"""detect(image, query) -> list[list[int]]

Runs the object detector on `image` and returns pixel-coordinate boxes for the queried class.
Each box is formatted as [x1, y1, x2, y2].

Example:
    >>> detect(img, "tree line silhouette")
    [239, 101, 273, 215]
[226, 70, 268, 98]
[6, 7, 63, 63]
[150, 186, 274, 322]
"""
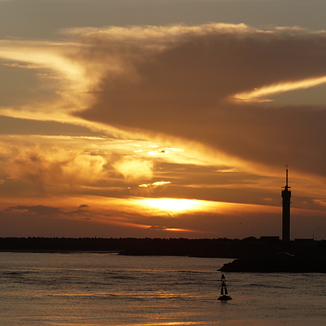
[0, 237, 325, 259]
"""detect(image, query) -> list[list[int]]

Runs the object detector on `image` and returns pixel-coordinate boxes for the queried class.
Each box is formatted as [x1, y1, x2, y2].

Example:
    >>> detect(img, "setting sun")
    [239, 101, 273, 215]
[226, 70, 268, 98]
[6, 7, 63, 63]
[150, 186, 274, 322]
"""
[139, 198, 203, 213]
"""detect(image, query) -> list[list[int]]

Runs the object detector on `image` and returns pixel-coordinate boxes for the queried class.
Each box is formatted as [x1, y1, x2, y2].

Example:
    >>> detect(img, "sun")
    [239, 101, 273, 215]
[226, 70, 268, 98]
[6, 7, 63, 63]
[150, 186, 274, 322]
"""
[139, 198, 203, 214]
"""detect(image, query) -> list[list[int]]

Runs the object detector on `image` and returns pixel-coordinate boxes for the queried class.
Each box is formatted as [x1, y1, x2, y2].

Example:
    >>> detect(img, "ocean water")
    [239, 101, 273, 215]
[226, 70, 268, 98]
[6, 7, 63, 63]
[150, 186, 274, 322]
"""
[0, 252, 325, 326]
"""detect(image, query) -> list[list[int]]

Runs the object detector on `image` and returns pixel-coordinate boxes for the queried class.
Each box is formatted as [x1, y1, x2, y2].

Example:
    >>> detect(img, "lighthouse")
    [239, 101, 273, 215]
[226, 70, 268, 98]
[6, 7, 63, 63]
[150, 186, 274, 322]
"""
[281, 166, 291, 241]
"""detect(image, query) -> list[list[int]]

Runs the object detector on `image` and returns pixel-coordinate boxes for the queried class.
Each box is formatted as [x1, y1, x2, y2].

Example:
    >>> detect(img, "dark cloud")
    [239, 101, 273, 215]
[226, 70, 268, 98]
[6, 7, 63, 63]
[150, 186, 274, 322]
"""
[74, 25, 326, 180]
[78, 204, 90, 209]
[6, 205, 62, 216]
[5, 204, 92, 219]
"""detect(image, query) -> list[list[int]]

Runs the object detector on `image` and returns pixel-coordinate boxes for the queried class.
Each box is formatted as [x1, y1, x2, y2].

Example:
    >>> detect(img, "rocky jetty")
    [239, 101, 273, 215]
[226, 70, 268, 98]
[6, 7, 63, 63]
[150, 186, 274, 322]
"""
[220, 252, 326, 273]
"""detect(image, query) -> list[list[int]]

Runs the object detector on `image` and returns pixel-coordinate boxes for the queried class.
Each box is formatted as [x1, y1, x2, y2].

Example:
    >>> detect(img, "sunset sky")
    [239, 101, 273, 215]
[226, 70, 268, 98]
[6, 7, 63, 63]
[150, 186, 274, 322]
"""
[0, 0, 326, 240]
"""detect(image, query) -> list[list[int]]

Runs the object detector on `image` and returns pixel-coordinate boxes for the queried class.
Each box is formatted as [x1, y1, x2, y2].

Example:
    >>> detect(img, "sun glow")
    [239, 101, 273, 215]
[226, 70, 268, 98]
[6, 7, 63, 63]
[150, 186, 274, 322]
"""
[140, 198, 204, 213]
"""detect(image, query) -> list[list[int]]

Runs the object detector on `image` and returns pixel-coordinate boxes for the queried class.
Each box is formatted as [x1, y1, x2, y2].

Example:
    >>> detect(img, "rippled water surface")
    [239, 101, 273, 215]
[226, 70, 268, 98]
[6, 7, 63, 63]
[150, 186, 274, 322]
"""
[0, 252, 325, 325]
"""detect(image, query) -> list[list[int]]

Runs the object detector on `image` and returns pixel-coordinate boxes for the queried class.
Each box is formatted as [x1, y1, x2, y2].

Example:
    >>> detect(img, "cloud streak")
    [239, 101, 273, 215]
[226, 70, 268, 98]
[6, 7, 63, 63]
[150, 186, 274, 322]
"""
[233, 75, 326, 102]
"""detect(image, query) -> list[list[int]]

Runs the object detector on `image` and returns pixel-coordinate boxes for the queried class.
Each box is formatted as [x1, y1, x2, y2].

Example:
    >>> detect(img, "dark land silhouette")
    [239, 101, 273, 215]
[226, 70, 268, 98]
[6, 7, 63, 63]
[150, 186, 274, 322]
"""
[219, 251, 326, 273]
[0, 237, 326, 272]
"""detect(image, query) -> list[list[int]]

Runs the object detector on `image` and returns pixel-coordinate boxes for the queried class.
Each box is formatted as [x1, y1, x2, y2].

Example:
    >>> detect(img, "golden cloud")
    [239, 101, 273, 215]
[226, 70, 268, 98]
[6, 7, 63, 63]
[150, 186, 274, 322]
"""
[113, 158, 154, 181]
[233, 75, 326, 102]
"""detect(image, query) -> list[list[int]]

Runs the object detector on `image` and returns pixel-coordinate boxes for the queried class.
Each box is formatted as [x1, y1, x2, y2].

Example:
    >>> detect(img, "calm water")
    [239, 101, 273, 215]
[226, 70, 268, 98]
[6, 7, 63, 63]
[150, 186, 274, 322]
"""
[0, 253, 325, 326]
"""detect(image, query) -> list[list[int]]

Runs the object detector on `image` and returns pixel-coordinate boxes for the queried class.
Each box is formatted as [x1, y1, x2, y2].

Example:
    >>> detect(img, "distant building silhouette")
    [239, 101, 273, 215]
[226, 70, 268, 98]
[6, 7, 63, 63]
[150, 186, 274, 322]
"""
[281, 166, 291, 241]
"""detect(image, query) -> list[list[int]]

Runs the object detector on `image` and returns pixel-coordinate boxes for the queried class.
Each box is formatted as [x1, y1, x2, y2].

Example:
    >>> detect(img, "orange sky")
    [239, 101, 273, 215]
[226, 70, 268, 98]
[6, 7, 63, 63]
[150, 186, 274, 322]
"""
[0, 1, 325, 239]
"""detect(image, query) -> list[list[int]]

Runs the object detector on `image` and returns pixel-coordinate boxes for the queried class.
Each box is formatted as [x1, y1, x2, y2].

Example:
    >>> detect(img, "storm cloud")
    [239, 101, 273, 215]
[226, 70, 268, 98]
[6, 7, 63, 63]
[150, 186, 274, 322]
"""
[65, 24, 326, 180]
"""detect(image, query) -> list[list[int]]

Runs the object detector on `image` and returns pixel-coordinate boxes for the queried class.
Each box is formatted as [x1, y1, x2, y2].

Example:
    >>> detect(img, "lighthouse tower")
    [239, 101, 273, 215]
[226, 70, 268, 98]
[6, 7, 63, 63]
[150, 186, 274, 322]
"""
[281, 166, 291, 241]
